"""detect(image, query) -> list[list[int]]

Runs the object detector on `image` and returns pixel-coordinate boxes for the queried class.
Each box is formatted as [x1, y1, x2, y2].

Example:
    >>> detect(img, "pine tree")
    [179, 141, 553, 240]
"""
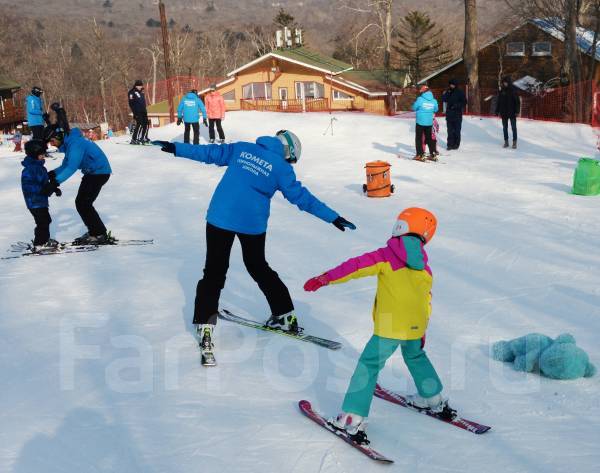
[394, 11, 450, 85]
[273, 8, 296, 29]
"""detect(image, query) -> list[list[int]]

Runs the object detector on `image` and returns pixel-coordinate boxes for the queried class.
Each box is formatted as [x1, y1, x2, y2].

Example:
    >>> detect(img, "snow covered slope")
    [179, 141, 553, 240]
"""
[1, 112, 599, 472]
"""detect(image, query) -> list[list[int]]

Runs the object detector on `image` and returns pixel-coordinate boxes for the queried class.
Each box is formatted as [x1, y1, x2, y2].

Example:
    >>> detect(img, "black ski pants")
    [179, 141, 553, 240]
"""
[208, 119, 225, 141]
[133, 114, 149, 142]
[184, 122, 200, 145]
[416, 124, 435, 156]
[30, 125, 45, 141]
[29, 207, 51, 245]
[502, 116, 517, 142]
[194, 223, 294, 325]
[446, 116, 463, 149]
[75, 174, 110, 236]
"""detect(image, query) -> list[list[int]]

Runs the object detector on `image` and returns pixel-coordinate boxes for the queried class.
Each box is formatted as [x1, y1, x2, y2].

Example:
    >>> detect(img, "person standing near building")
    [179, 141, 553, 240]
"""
[411, 85, 439, 161]
[495, 76, 521, 149]
[441, 79, 467, 150]
[176, 89, 208, 145]
[26, 87, 47, 140]
[205, 84, 226, 143]
[128, 80, 150, 145]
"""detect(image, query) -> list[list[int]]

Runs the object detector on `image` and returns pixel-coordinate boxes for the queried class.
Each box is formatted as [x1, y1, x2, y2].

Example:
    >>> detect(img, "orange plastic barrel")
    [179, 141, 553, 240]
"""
[363, 161, 394, 198]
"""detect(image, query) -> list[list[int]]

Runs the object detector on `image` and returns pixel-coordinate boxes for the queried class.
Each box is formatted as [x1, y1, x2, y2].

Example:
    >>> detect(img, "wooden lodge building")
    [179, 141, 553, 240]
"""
[0, 75, 23, 132]
[420, 19, 600, 109]
[147, 47, 411, 125]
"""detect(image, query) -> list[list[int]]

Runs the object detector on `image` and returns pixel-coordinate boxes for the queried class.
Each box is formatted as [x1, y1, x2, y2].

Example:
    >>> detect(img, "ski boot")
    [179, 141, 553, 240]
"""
[427, 152, 439, 162]
[264, 311, 301, 333]
[405, 393, 457, 421]
[73, 231, 117, 246]
[219, 139, 226, 144]
[328, 412, 370, 445]
[209, 138, 215, 144]
[503, 140, 509, 148]
[142, 138, 151, 145]
[512, 140, 517, 149]
[130, 139, 141, 145]
[197, 324, 216, 366]
[33, 239, 60, 253]
[413, 154, 427, 162]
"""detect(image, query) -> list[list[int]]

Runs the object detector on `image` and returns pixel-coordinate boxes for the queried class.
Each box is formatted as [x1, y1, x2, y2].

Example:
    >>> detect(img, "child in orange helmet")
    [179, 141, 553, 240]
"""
[304, 207, 454, 445]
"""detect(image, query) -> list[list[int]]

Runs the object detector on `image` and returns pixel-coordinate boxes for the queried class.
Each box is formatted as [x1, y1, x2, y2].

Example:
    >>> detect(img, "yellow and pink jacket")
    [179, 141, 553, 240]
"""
[324, 235, 433, 340]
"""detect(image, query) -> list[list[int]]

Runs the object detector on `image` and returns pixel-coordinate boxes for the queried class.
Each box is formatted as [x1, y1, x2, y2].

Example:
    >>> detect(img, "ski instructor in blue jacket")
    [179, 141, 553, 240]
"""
[154, 131, 355, 362]
[45, 106, 113, 245]
[176, 90, 208, 145]
[412, 85, 439, 161]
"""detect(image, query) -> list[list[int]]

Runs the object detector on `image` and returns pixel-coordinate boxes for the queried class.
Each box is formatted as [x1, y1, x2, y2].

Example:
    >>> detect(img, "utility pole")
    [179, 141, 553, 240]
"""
[159, 1, 175, 123]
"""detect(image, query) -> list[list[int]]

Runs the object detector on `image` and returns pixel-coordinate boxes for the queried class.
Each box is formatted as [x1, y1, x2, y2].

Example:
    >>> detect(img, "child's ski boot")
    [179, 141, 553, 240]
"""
[427, 152, 439, 162]
[264, 311, 300, 333]
[405, 393, 457, 421]
[413, 154, 427, 162]
[33, 239, 60, 253]
[328, 412, 370, 445]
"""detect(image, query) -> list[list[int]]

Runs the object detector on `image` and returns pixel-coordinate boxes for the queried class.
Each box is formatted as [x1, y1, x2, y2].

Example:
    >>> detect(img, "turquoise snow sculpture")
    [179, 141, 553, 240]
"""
[491, 333, 596, 380]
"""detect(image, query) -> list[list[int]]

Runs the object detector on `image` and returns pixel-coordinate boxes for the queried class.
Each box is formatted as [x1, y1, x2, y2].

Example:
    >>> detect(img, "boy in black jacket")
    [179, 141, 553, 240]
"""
[21, 140, 61, 250]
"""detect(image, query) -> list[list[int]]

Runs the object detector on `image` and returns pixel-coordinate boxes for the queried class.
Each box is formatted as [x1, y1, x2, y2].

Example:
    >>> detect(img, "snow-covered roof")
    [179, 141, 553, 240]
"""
[531, 18, 600, 62]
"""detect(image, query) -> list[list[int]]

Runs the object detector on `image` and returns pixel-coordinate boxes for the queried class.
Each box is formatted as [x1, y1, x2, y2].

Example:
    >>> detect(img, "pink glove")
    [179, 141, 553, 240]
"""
[304, 274, 330, 292]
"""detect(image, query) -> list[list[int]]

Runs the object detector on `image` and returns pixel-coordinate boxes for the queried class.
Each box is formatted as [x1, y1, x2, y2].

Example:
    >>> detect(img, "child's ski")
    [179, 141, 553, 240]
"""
[218, 310, 342, 350]
[397, 152, 446, 163]
[71, 238, 154, 248]
[3, 243, 99, 260]
[374, 384, 491, 434]
[298, 400, 394, 463]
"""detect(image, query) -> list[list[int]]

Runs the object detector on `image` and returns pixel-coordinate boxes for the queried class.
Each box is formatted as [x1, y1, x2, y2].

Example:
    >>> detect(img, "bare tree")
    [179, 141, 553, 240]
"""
[464, 0, 480, 113]
[140, 40, 163, 104]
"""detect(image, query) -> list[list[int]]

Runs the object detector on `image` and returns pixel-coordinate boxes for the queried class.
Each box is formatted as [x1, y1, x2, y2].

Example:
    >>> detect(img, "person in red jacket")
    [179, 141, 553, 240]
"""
[205, 84, 226, 144]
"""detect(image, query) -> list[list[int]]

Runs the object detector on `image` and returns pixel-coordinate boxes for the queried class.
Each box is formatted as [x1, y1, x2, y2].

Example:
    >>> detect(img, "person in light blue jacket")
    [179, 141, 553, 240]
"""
[47, 124, 113, 244]
[25, 86, 46, 140]
[177, 90, 208, 145]
[411, 85, 439, 161]
[153, 131, 356, 362]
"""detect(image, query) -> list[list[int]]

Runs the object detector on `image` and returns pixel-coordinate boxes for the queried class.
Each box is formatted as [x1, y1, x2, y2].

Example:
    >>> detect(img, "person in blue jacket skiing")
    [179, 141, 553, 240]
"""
[412, 85, 439, 161]
[45, 106, 113, 245]
[25, 86, 47, 140]
[153, 130, 356, 364]
[177, 89, 208, 145]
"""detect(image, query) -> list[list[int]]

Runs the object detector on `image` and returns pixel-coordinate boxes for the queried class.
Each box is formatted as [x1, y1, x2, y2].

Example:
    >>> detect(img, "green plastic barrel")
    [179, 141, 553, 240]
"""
[572, 158, 600, 196]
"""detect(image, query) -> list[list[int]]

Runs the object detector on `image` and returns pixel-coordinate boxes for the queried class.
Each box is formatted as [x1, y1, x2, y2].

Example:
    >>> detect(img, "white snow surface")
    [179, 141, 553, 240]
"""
[1, 112, 599, 473]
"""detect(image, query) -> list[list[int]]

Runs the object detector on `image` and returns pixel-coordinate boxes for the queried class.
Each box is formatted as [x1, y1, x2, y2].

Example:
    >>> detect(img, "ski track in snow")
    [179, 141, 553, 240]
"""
[1, 112, 599, 473]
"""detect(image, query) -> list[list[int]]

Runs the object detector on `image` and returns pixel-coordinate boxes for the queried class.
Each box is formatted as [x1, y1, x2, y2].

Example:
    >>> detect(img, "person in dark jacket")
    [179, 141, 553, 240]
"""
[441, 79, 467, 150]
[21, 139, 61, 250]
[153, 130, 356, 363]
[25, 87, 46, 140]
[46, 111, 113, 245]
[495, 76, 521, 149]
[128, 80, 149, 145]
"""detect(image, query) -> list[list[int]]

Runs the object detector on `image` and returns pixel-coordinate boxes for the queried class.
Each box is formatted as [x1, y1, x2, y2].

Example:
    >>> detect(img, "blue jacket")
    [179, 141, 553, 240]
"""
[26, 94, 44, 127]
[412, 91, 439, 126]
[21, 156, 50, 209]
[52, 128, 112, 184]
[177, 92, 208, 123]
[174, 137, 339, 234]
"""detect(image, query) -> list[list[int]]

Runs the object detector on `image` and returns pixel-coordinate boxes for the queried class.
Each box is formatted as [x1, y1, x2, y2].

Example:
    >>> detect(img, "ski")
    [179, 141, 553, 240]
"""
[3, 243, 98, 260]
[115, 142, 154, 146]
[298, 400, 394, 463]
[374, 384, 491, 434]
[70, 238, 154, 248]
[397, 153, 446, 164]
[218, 310, 342, 350]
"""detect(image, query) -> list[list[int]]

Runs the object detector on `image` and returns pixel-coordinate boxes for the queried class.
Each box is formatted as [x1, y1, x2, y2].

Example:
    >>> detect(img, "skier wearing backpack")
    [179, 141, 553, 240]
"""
[153, 131, 356, 365]
[304, 208, 454, 445]
[412, 85, 439, 161]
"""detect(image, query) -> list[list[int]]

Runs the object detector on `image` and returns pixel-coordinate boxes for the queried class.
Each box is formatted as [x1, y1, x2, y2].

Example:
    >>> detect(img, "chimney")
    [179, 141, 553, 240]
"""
[276, 30, 283, 49]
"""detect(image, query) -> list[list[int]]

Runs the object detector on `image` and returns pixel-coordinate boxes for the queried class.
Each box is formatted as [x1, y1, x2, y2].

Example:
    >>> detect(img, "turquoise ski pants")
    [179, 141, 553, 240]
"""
[342, 335, 443, 417]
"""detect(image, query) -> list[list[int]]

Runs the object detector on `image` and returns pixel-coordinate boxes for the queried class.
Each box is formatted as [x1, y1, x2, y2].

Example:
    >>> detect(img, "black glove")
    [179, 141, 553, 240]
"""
[42, 112, 50, 124]
[332, 216, 357, 232]
[151, 140, 176, 154]
[48, 170, 56, 181]
[41, 181, 61, 197]
[177, 118, 182, 126]
[203, 118, 208, 127]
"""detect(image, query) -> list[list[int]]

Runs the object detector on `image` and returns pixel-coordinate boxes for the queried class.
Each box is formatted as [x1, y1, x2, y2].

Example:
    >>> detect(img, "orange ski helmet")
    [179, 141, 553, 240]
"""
[392, 207, 437, 243]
